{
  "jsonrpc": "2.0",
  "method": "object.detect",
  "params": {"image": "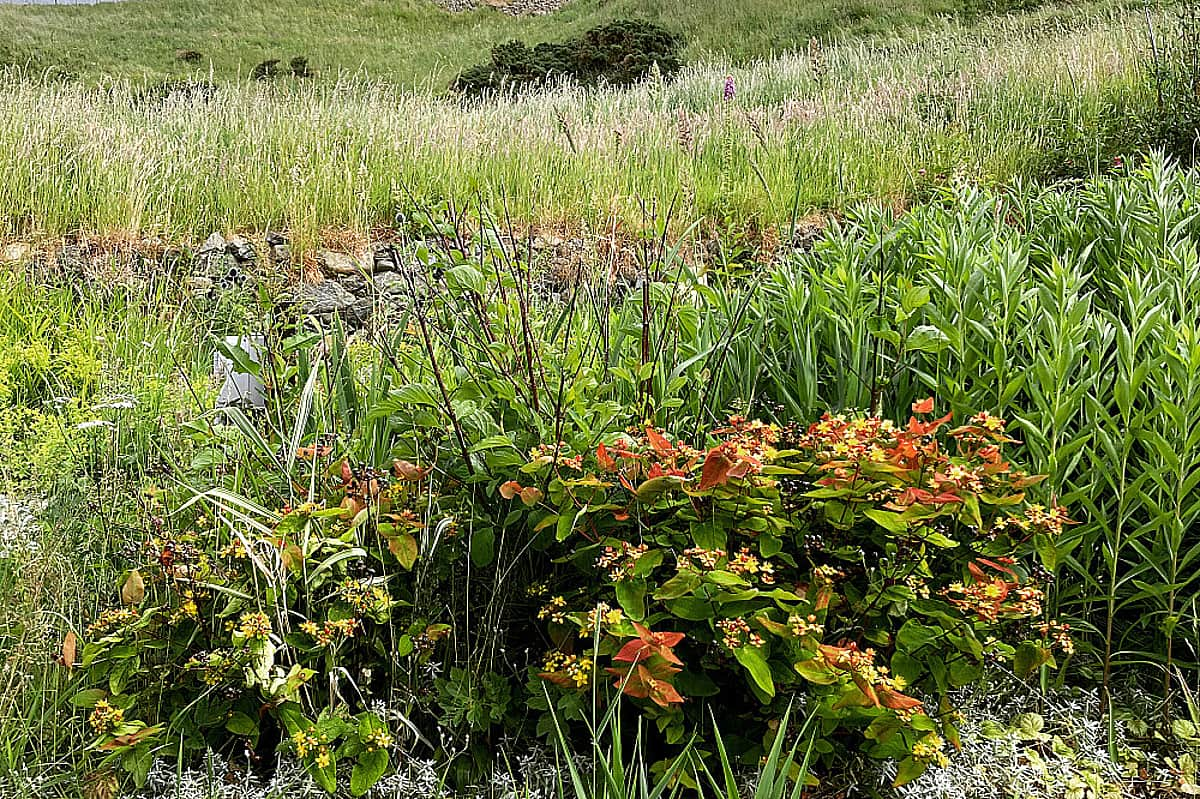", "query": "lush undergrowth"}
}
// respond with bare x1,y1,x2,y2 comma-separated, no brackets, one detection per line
4,155,1200,797
0,5,1160,246
0,0,1041,86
